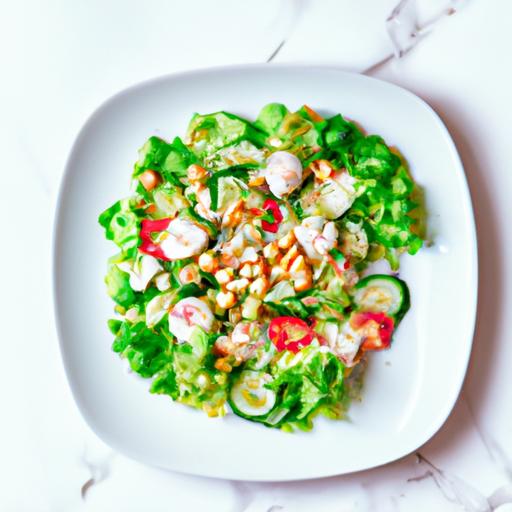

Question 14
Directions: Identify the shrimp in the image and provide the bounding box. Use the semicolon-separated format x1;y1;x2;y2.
264;151;303;198
168;297;214;341
159;218;209;260
294;218;338;264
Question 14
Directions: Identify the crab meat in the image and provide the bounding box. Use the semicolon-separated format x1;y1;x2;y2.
117;254;162;292
264;151;303;198
159;218;209;260
168;297;214;341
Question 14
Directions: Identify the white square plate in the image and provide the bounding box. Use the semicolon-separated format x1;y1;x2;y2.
53;65;477;480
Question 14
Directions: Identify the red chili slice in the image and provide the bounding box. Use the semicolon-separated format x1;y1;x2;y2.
139;217;172;260
268;316;314;353
350;312;394;351
261;199;283;233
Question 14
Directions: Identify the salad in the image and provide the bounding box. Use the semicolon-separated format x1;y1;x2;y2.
99;103;424;431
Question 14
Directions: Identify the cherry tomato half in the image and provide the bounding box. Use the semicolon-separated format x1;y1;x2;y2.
268;316;314;353
350;312;394;351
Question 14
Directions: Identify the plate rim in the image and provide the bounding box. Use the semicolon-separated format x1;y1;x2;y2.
52;63;478;481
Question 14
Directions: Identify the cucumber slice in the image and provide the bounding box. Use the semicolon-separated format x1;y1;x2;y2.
353;274;410;320
229;370;276;418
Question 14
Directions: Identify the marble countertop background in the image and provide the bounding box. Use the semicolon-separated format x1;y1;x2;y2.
2;0;511;510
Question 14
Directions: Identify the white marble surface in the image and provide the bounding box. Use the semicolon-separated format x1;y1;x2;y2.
2;0;512;510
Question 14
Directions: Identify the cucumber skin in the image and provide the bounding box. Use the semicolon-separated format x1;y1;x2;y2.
227;396;281;426
353;274;410;324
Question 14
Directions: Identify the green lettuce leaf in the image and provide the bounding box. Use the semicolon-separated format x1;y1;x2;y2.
134;136;196;183
98;198;140;256
105;261;136;308
112;321;173;378
255;103;289;135
186;111;267;157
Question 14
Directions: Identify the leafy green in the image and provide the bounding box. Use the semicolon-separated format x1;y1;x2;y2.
276;111;326;160
255;103;289;135
98;198;140;256
186;111;267;157
134;136;196;183
323;114;363;151
112;321;173;378
266;346;345;430
345;135;401;180
105;262;136;307
206;164;254;211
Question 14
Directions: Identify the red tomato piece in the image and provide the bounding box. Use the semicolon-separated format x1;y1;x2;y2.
350;312;394;351
139;217;172;260
268;316;314;353
261;199;283;233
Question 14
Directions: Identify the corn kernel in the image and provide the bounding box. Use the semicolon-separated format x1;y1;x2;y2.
215;268;233;285
226;278;250;293
249;277;269;298
239;263;253;278
240;246;259;263
216;291;236;309
248;175;265;187
277;230;296;250
203;403;219;417
251;263;262;277
309;159;334;180
263;241;279;261
198;252;217;273
294;274;313;292
280;244;299;271
269;266;287;285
